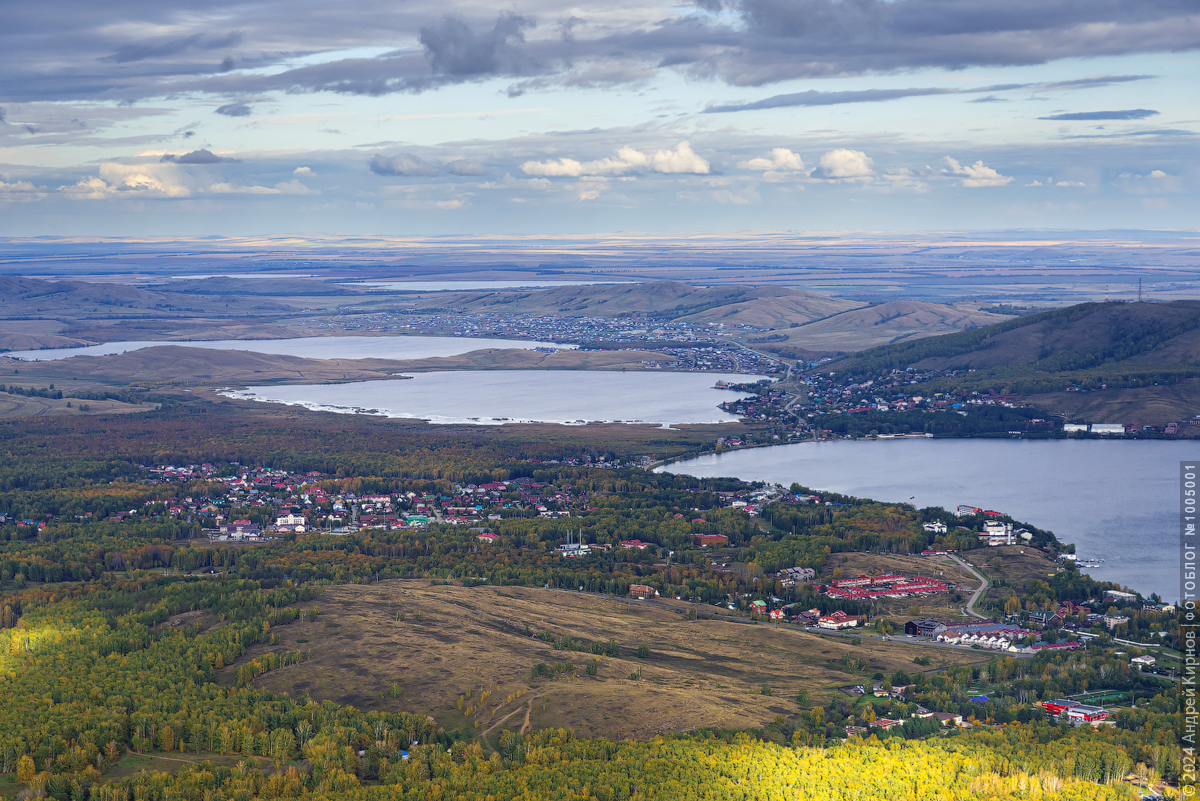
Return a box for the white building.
[979,521,1015,546]
[1091,423,1125,435]
[1063,423,1088,433]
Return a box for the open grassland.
[230,580,985,743]
[0,390,157,419]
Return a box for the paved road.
[949,555,990,619]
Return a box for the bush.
[636,644,650,659]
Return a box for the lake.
[662,439,1193,601]
[6,335,574,362]
[223,371,758,427]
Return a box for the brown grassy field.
[229,580,985,743]
[6,345,677,390]
[0,390,157,419]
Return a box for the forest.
[0,404,1184,800]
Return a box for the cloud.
[740,148,806,172]
[704,75,1158,113]
[1039,109,1159,121]
[816,149,873,181]
[63,163,192,199]
[206,179,319,195]
[293,166,313,176]
[1116,169,1184,195]
[446,158,486,176]
[1055,180,1087,187]
[0,178,46,202]
[101,31,243,64]
[942,156,1012,187]
[368,153,440,176]
[215,102,253,117]
[420,13,537,79]
[160,149,239,164]
[522,142,709,177]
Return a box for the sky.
[0,0,1197,235]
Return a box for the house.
[629,584,658,599]
[619,539,652,550]
[935,712,962,727]
[1104,615,1131,630]
[1104,590,1137,603]
[817,610,859,630]
[768,608,786,622]
[476,532,498,543]
[750,600,768,616]
[1027,610,1062,627]
[1131,654,1156,670]
[922,522,947,534]
[694,534,729,547]
[905,618,946,637]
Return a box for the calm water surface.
[225,371,757,427]
[663,439,1194,600]
[7,335,572,361]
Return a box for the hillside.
[401,281,861,326]
[758,301,1011,355]
[832,300,1200,422]
[6,345,678,389]
[0,275,295,319]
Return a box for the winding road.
[949,555,991,619]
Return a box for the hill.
[7,345,678,388]
[402,281,861,326]
[234,580,982,740]
[160,276,364,296]
[832,300,1200,422]
[0,275,295,320]
[756,301,1011,356]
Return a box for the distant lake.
[342,280,639,292]
[662,439,1193,601]
[6,335,574,362]
[224,371,758,427]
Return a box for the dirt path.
[519,699,534,735]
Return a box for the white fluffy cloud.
[62,163,192,199]
[522,142,709,178]
[818,149,874,181]
[942,156,1013,187]
[0,179,46,202]
[740,148,806,173]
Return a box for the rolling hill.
[757,301,1012,355]
[832,300,1200,422]
[0,275,295,319]
[401,281,861,326]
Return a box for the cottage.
[817,610,859,630]
[1131,654,1156,670]
[619,539,652,550]
[694,534,729,547]
[629,584,658,599]
[476,532,498,543]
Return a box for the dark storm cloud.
[419,13,537,78]
[215,102,252,117]
[102,31,243,64]
[1039,109,1159,121]
[0,0,1194,103]
[368,153,440,176]
[703,76,1154,113]
[161,148,239,163]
